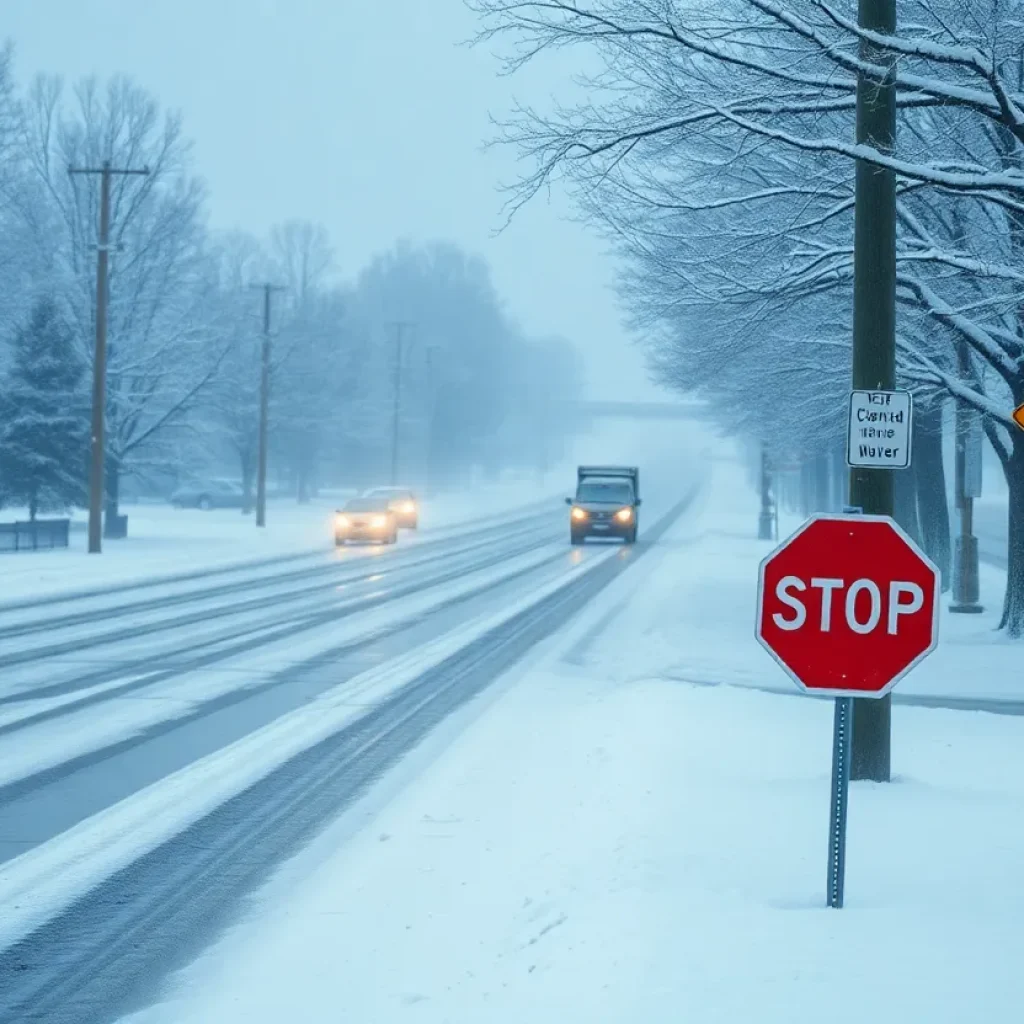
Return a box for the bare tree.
[469,0,1024,630]
[271,220,333,306]
[14,75,227,516]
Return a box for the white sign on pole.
[846,389,913,469]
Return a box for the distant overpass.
[566,399,708,420]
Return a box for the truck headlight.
[571,507,587,521]
[615,507,633,523]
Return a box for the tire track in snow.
[0,491,698,1024]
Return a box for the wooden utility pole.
[848,0,898,782]
[252,283,285,528]
[424,345,441,493]
[68,160,150,555]
[389,322,413,485]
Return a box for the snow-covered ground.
[126,433,1024,1024]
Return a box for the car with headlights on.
[362,487,419,529]
[334,497,399,546]
[566,466,641,545]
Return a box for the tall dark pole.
[424,345,440,493]
[848,0,897,782]
[69,160,150,554]
[389,322,412,485]
[951,338,983,613]
[253,283,284,529]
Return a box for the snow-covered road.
[0,448,702,1024]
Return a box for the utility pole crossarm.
[68,166,151,176]
[68,160,151,555]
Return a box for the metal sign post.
[827,695,854,909]
[826,502,861,909]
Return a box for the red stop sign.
[756,514,940,697]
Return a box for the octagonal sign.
[756,514,940,697]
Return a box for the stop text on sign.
[772,576,924,635]
[756,514,939,697]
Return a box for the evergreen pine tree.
[0,297,88,519]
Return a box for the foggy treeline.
[473,0,1024,634]
[0,43,586,520]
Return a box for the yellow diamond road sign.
[1014,404,1024,431]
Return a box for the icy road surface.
[0,434,701,1024]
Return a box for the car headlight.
[371,514,389,528]
[400,501,416,515]
[615,507,633,523]
[335,514,350,529]
[571,507,588,521]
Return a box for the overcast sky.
[6,0,661,401]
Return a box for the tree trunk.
[813,452,829,512]
[29,490,38,521]
[831,445,847,510]
[894,459,922,547]
[913,399,951,590]
[241,448,255,515]
[294,443,311,504]
[1000,436,1024,636]
[800,459,814,516]
[104,454,120,522]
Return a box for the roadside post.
[828,687,853,909]
[759,445,776,541]
[756,512,940,907]
[951,397,984,614]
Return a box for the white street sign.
[846,389,913,469]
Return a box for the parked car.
[362,487,419,529]
[170,479,245,511]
